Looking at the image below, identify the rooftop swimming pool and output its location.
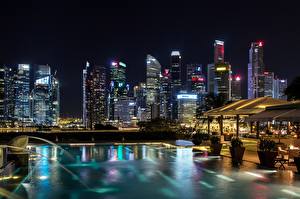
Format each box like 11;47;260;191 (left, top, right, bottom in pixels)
2;143;300;199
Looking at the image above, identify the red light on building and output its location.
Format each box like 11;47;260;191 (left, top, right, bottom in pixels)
235;76;241;81
258;41;263;47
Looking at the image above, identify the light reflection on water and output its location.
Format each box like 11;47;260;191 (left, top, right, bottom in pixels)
10;144;300;199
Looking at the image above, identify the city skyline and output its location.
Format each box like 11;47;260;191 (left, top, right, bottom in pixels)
1;1;299;117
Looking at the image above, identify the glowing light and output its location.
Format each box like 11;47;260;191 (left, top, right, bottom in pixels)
215;40;224;45
216;174;235;182
282;189;300;197
119;62;126;67
111;62;118;66
258;41;263;47
199;181;214;189
245;172;264;178
38;176;48;180
235;76;241;81
216;67;227;71
177;94;197;100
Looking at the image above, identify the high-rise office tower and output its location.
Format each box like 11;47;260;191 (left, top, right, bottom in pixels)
170;51;182;120
0;67;4;119
186;64;203;91
160;69;172;119
214;40;225;64
263;71;274;97
14;64;31;124
32;65;52;125
231;75;242;101
108;61;127;121
214;63;232;101
4;66;16;122
273;78;287;100
82;61;90;127
50;74;60;126
134;83;147;121
177;93;198;126
83;63;106;129
248;41;264;99
114;97;136;126
207;63;216;94
145;55;161;120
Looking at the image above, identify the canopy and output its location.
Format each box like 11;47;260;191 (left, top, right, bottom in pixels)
204;97;289;117
245;109;294;122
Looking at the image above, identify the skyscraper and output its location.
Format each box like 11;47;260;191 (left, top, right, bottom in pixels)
0;67;4;119
50;74;60;126
177;93;198;126
146;55;161;120
82;61;90;127
207;63;216;94
248;41;264;99
83;64;107;129
170;51;182;120
186;64;203;91
108;61;127;121
214;63;232;101
4;66;16;122
134;83;147;122
231;75;242;101
32;65;52;125
14;64;31;125
214;40;225;64
160;69;172;119
273;78;287;100
263;71;274;97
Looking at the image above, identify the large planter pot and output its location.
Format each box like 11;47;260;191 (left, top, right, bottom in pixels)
230;146;245;165
294;157;300;173
210;144;223;156
257;151;277;168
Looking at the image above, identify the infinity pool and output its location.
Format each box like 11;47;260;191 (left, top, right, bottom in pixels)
5;144;300;199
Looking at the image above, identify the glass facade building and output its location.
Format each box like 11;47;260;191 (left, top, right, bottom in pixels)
177;94;197;126
170;51;182;120
146;55;161;120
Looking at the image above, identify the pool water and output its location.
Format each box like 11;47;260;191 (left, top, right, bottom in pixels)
8;144;300;198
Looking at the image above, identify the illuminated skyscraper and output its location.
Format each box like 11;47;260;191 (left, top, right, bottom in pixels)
32;65;51;125
214;40;225;64
263;71;274;97
207;63;216;94
83;63;106;129
177;93;197;126
146;55;161;120
14;64;31;124
214;63;232;101
248;41;264;98
273;78;287;100
160;69;172;119
186;64;203;91
82;61;90;127
170;51;182;120
134;83;147;121
3;66;16;122
0;67;4;119
231;75;242;101
108;61;127;120
50;74;60;126
114;97;136;126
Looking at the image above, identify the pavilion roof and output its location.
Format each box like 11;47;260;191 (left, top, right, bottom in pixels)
204;97;290;116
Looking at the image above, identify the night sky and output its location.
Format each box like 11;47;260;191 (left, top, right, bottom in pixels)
1;1;300;117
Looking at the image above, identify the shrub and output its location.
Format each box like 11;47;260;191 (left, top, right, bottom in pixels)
258;139;276;152
210;136;220;145
231;137;243;148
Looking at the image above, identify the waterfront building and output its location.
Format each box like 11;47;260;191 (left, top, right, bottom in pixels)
170;51;182;120
108;61;127;121
273;78;288;100
146;55;161;120
177;93;198;126
214;63;232;102
263;71;274;97
14;64;31;125
160;69;172;119
83;63;106;129
248;41;265;99
231;75;242;101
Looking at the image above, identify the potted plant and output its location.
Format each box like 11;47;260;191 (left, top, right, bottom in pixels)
210;136;222;156
257;138;277;168
230;137;245;165
192;133;209;146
